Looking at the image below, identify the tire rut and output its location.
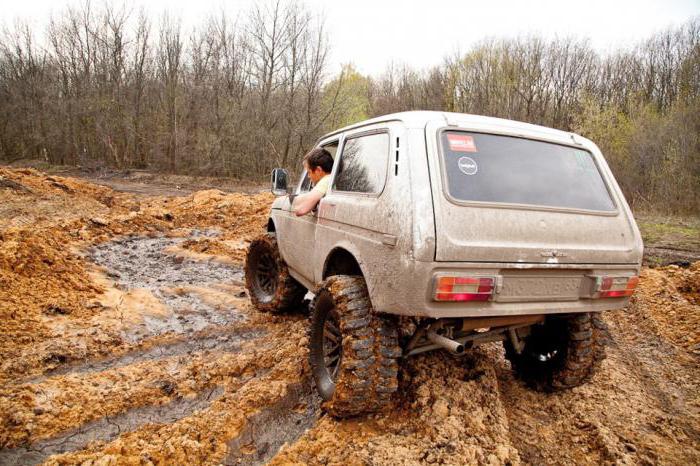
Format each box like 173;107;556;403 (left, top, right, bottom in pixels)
20;326;266;386
0;386;224;466
223;380;321;466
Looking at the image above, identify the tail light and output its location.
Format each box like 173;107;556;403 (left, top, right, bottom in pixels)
434;276;495;302
592;275;639;298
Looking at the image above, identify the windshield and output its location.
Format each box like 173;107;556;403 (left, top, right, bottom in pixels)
440;131;616;212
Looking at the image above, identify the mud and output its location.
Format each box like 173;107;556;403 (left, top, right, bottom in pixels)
224;381;321;465
1;166;698;465
644;246;700;267
0;387;224;466
24;326;264;385
88;233;246;343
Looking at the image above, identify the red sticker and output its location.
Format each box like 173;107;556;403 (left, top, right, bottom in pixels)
447;134;477;152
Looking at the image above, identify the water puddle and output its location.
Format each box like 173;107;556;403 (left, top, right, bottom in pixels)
89;232;246;342
223;381;321;465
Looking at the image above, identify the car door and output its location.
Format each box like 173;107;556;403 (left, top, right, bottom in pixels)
277;140;340;285
315;128;400;286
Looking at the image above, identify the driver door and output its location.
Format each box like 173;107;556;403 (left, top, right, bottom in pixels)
277;140;340;285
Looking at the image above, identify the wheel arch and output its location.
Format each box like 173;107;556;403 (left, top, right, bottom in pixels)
322;245;364;280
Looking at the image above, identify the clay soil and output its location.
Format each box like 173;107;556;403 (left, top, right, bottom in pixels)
0;167;698;465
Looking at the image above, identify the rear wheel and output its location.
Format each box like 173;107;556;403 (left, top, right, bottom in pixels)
309;275;401;417
504;312;605;391
244;233;306;313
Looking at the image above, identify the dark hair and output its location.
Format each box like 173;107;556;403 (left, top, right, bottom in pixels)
304;147;333;173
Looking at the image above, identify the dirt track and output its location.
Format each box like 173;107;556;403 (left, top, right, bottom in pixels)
0;167;698;465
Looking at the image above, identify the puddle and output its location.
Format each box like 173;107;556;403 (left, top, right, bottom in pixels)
223;381;321;465
24;327;265;385
89;233;246;342
0;386;224;466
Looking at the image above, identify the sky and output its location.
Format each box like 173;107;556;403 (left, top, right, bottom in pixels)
1;0;698;76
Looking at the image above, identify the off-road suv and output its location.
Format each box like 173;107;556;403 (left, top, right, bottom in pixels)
245;111;643;417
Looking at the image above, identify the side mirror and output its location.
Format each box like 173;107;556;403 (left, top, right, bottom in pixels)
270;168;289;196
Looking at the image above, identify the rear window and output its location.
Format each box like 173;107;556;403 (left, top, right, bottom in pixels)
440;131;616;212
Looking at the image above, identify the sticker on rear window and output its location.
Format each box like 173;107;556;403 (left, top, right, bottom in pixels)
447;134;477;152
457;156;478;175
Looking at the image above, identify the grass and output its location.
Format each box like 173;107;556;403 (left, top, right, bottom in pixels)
635;211;700;251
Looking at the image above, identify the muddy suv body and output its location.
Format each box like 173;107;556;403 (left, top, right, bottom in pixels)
246;111;643;417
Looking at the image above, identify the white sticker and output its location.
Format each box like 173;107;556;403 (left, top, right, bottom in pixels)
458;156;478;175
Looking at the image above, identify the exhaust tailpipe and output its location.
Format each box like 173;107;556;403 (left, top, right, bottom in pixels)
427;331;464;354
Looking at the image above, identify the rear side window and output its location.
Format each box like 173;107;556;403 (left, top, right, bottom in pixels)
440;131;616;211
333;132;389;194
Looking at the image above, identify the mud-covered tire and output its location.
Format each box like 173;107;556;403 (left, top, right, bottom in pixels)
504;312;606;391
244;233;306;313
309;275;401;418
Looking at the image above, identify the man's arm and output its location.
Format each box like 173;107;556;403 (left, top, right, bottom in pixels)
293;190;324;216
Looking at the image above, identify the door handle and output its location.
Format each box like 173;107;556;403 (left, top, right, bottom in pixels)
382;234;397;247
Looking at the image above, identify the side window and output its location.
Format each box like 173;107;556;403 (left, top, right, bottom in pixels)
298;141;339;193
323;141;339;159
333;132;389;194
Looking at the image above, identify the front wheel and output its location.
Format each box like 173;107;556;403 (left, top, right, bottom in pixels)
244;233;306;313
309;275;401;417
504;312;606;391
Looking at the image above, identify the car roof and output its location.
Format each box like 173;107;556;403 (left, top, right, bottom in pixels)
319;110;578;146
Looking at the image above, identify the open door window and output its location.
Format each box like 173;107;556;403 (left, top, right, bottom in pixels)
297;140;340;194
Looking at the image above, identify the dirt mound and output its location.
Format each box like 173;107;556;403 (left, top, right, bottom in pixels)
0;167;142;229
0;227;110;383
142;188;273;238
632;263;700;352
180;237;245;263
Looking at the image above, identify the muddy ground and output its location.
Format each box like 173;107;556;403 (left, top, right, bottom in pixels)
0;167;698;465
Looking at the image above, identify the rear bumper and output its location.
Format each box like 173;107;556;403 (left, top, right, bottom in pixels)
371;260;639;319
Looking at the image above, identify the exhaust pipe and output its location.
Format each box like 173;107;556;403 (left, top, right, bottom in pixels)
427;331;464;354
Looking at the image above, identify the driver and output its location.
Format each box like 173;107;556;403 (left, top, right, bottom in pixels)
293;147;333;216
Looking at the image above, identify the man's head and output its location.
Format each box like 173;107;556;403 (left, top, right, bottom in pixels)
303;147;333;184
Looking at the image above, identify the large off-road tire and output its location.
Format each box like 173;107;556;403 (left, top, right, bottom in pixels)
504;312;606;391
244;233;306;313
309;275;401;418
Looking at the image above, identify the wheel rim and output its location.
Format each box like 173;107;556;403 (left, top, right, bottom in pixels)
531;348;560;362
323;308;343;381
254;249;278;300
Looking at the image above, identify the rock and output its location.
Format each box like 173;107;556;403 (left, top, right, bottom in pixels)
432;399;449;419
43;304;71;315
495;445;511;462
48;179;74;193
90;217;109;226
158;380;176;395
0;176;31;193
153;210;175;221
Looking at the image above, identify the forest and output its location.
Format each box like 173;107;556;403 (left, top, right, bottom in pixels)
0;2;698;212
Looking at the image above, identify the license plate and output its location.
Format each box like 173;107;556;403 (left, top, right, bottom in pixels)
497;276;582;302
